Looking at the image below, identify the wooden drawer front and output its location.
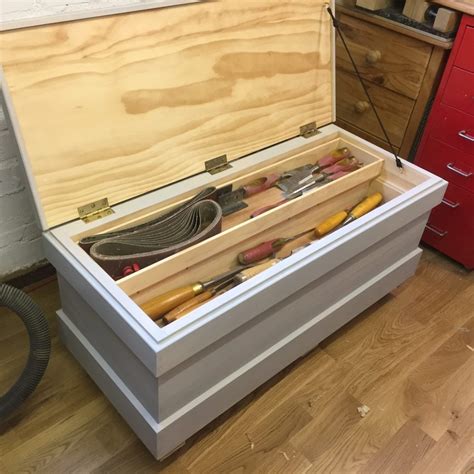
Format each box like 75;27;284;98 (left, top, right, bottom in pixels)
336;14;432;100
430;103;474;156
442;67;474;116
417;139;474;193
336;70;414;148
423;182;474;268
455;26;474;72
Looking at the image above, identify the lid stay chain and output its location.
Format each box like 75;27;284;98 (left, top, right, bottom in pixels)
326;6;403;169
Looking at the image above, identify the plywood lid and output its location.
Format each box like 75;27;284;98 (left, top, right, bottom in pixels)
0;0;334;229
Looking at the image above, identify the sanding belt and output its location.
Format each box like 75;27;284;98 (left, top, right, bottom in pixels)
79;187;222;279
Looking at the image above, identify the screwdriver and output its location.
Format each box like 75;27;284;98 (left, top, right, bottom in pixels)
239;192;383;265
162;259;280;324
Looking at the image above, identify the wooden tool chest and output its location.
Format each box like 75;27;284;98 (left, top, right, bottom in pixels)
415;13;474;269
0;0;447;459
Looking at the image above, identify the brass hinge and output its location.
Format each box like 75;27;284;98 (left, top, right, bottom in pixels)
205;154;232;175
300;121;320;139
78;198;114;223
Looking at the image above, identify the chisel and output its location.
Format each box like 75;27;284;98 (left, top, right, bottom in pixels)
239;192;383;264
277;147;352;192
250;170;353;218
140;265;250;320
162;259;280;324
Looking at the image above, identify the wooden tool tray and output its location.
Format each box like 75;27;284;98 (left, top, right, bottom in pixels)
72;133;383;318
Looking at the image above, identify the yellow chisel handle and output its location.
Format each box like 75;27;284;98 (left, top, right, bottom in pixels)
314;211;349;238
349;192;383;220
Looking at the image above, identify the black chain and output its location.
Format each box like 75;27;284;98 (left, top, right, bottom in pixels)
327;6;403;169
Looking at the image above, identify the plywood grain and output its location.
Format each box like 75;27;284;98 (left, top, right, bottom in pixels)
0;0;333;229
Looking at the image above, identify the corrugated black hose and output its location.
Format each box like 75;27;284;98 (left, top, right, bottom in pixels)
0;284;50;419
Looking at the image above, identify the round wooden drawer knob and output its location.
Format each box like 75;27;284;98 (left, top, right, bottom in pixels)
354;101;370;113
366;50;382;64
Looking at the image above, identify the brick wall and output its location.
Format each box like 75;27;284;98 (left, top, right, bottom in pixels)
0;0;185;279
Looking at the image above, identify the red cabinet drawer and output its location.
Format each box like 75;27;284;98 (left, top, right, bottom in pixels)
417;138;474;192
455;26;474;72
430;103;474;156
442;67;474;116
423;183;474;269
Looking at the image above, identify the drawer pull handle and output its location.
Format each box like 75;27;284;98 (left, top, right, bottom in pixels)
441;198;460;208
458;130;474;142
354;101;370;113
366;50;382;64
446;163;472;178
425;224;448;238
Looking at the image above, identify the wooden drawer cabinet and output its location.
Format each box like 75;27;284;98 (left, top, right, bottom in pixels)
416;14;474;269
336;70;413;147
336;13;432;99
336;5;451;159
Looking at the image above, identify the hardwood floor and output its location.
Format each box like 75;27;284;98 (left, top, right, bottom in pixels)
1;248;473;473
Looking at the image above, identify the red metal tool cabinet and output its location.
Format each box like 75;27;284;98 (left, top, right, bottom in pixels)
416;14;474;269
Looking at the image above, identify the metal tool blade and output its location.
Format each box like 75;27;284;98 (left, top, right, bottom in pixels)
217;188;248;216
276;164;316;193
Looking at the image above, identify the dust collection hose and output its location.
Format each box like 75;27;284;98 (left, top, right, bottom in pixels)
0;284;50;419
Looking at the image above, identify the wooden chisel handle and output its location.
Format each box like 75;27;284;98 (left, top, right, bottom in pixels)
349;192;383;219
238;239;284;264
314;211;348;237
317;147;351;168
140;283;203;321
163;290;214;324
243;173;280;196
250;199;288;218
234;259;280;283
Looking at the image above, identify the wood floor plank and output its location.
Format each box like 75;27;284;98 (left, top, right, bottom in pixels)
1;250;473;472
403;317;474;440
360;421;436;474
410;403;474;474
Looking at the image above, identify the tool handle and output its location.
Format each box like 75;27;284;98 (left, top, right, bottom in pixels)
317;147;351;168
234;259;280;283
327;170;351;181
350;192;383;219
250;199;287;218
314;211;348;238
323;158;359;176
162;290;214;324
243;173;280;197
140;284;202;321
238;239;284;264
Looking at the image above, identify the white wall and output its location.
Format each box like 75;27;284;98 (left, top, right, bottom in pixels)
0;0;186;278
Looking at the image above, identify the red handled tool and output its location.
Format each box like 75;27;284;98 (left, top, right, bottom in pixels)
240;193;383;264
250;168;355;218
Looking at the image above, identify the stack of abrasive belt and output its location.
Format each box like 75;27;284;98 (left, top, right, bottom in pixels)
79;147;359;279
79;187;222;279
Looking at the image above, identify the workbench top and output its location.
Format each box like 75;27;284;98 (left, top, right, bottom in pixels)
336;1;454;48
431;0;474;16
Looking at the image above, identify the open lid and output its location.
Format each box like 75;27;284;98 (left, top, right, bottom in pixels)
0;0;334;230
